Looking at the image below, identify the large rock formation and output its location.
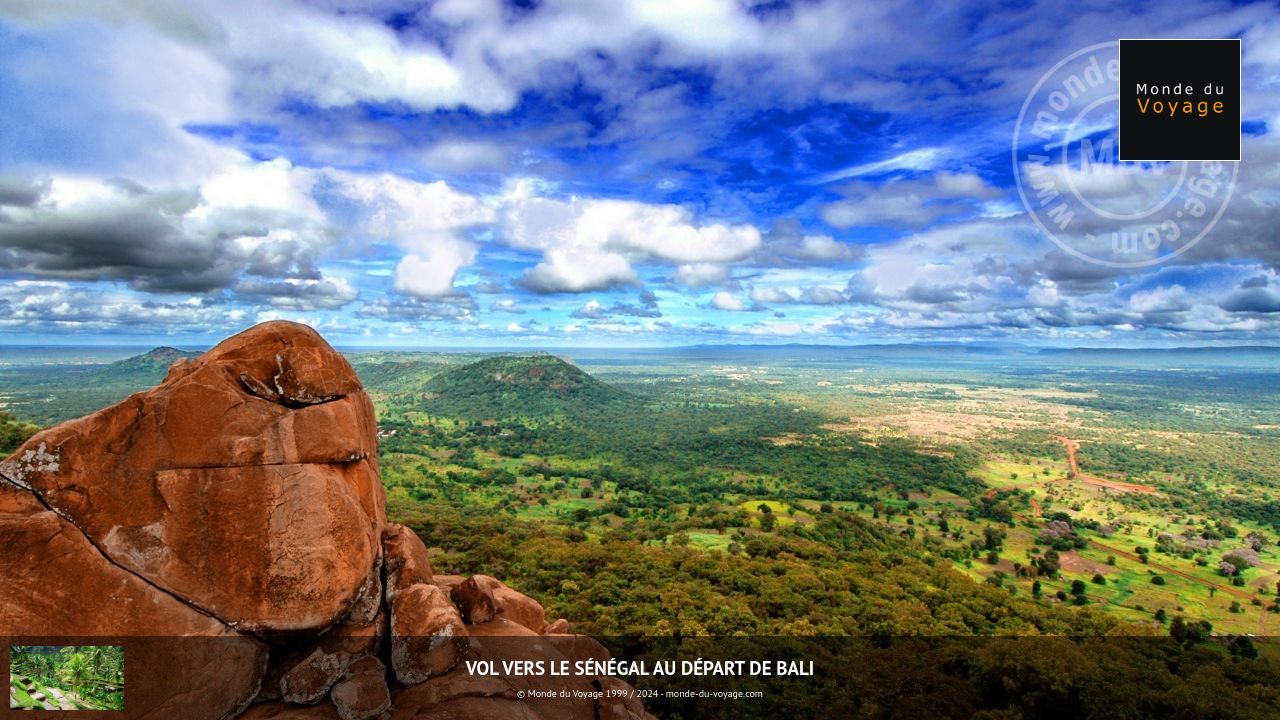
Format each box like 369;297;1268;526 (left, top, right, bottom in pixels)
0;321;652;720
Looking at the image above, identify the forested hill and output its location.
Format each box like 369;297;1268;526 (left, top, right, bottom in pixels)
421;354;632;419
89;346;199;384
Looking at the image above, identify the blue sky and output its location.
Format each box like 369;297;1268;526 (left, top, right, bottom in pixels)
0;0;1278;347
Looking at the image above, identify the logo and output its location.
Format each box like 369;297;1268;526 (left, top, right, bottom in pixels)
1119;39;1241;161
1012;42;1237;268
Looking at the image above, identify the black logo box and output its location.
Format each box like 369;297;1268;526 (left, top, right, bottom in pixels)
1119;38;1241;162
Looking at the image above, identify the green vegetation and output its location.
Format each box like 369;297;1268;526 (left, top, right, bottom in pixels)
0;410;37;454
4;344;1280;715
9;646;123;710
418;353;632;419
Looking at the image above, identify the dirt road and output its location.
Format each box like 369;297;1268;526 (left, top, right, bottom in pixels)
1053;435;1158;494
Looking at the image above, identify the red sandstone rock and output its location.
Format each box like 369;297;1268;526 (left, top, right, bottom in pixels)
0;482;267;720
256;611;385;707
279;647;349;705
545;618;570;634
544;634;612;666
390;582;468;684
330;655;392;720
430;574;465;592
0;321;385;636
451;574;549;633
466;617;541;638
382;523;433;596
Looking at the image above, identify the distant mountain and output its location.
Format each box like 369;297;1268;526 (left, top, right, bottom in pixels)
90;346;200;384
421;354;630;419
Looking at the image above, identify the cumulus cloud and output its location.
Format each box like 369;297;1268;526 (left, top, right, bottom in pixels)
570;299;608;319
332;171;493;298
393;244;477;299
799;286;846;305
750;284;846;306
515;249;638;293
0;160;338;296
749;287;795;305
674;262;733;288
710;291;758;312
1221;287;1280;314
752;220;862;267
502;181;760;293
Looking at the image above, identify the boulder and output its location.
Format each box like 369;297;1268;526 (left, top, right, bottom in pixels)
390;583;468;684
431;574;465;592
330;655;392;720
279;647;349;705
382;523;433;596
0;482;267;720
0;321;385;636
544;634;611;666
451;574;549;633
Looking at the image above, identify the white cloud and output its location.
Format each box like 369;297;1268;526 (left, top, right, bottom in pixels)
1128;285;1193;314
814;147;946;184
710;291;746;311
749;287;795;304
501;181;760;293
392;244;476;299
332;171;493;298
419;140;510;173
821;172;1003;230
675;262;732;287
0;279;237;332
518;249;639;293
488;298;523;313
571;299;606;319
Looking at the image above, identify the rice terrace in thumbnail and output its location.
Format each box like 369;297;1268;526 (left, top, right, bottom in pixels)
9;646;124;711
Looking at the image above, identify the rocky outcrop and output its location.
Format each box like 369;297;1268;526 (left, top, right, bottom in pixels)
0;321;651;720
0;321;382;636
452;574;550;633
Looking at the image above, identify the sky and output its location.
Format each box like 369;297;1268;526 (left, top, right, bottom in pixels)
0;0;1278;347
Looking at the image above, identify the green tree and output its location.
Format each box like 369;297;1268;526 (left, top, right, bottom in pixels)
759;512;777;532
61;652;92;702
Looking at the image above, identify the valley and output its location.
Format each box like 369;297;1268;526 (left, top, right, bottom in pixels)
3;344;1278;641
